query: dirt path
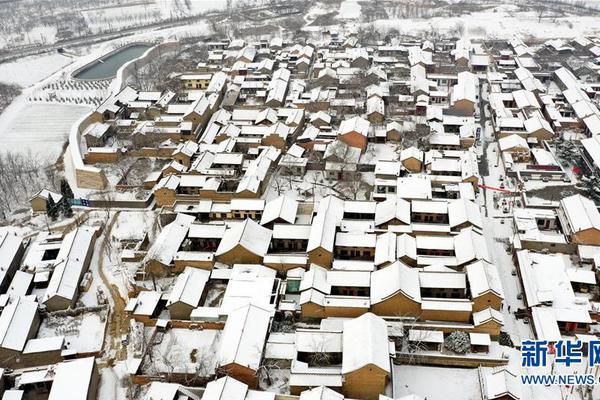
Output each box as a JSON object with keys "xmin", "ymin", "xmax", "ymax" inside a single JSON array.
[{"xmin": 98, "ymin": 211, "xmax": 129, "ymax": 361}]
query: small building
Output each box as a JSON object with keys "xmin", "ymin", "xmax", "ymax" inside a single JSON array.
[
  {"xmin": 342, "ymin": 313, "xmax": 391, "ymax": 400},
  {"xmin": 145, "ymin": 213, "xmax": 195, "ymax": 276},
  {"xmin": 167, "ymin": 267, "xmax": 210, "ymax": 320},
  {"xmin": 400, "ymin": 147, "xmax": 424, "ymax": 172},
  {"xmin": 29, "ymin": 189, "xmax": 63, "ymax": 213},
  {"xmin": 47, "ymin": 357, "xmax": 100, "ymax": 400},
  {"xmin": 498, "ymin": 134, "xmax": 530, "ymax": 162},
  {"xmin": 338, "ymin": 116, "xmax": 370, "ymax": 152},
  {"xmin": 370, "ymin": 261, "xmax": 421, "ymax": 316},
  {"xmin": 466, "ymin": 261, "xmax": 504, "ymax": 312},
  {"xmin": 215, "ymin": 219, "xmax": 272, "ymax": 265},
  {"xmin": 558, "ymin": 194, "xmax": 600, "ymax": 245},
  {"xmin": 0, "ymin": 230, "xmax": 25, "ymax": 294},
  {"xmin": 484, "ymin": 368, "xmax": 522, "ymax": 400},
  {"xmin": 0, "ymin": 298, "xmax": 40, "ymax": 367},
  {"xmin": 42, "ymin": 227, "xmax": 97, "ymax": 311},
  {"xmin": 217, "ymin": 303, "xmax": 272, "ymax": 387}
]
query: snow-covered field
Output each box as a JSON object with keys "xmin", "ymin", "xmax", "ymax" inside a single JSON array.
[
  {"xmin": 0, "ymin": 103, "xmax": 91, "ymax": 160},
  {"xmin": 393, "ymin": 364, "xmax": 482, "ymax": 400},
  {"xmin": 338, "ymin": 0, "xmax": 361, "ymax": 20},
  {"xmin": 0, "ymin": 52, "xmax": 75, "ymax": 87},
  {"xmin": 371, "ymin": 4, "xmax": 600, "ymax": 39},
  {"xmin": 38, "ymin": 309, "xmax": 108, "ymax": 354}
]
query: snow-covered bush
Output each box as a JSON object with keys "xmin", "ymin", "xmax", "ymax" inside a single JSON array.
[{"xmin": 444, "ymin": 331, "xmax": 470, "ymax": 354}]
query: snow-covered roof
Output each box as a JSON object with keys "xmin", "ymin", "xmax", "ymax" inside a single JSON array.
[
  {"xmin": 217, "ymin": 303, "xmax": 271, "ymax": 370},
  {"xmin": 465, "ymin": 261, "xmax": 504, "ymax": 299},
  {"xmin": 419, "ymin": 268, "xmax": 466, "ymax": 290},
  {"xmin": 300, "ymin": 265, "xmax": 331, "ymax": 294},
  {"xmin": 127, "ymin": 290, "xmax": 161, "ymax": 316},
  {"xmin": 396, "ymin": 233, "xmax": 417, "ymax": 261},
  {"xmin": 408, "ymin": 329, "xmax": 444, "ymax": 344},
  {"xmin": 0, "ymin": 230, "xmax": 23, "ymax": 287},
  {"xmin": 48, "ymin": 357, "xmax": 96, "ymax": 400},
  {"xmin": 396, "ymin": 176, "xmax": 432, "ymax": 200},
  {"xmin": 342, "ymin": 313, "xmax": 390, "ymax": 374},
  {"xmin": 147, "ymin": 214, "xmax": 195, "ymax": 266},
  {"xmin": 338, "ymin": 116, "xmax": 370, "ymax": 137},
  {"xmin": 216, "ymin": 219, "xmax": 272, "ymax": 258},
  {"xmin": 307, "ymin": 196, "xmax": 345, "ymax": 253},
  {"xmin": 451, "ymin": 71, "xmax": 477, "ymax": 104},
  {"xmin": 370, "ymin": 261, "xmax": 421, "ymax": 305},
  {"xmin": 454, "ymin": 227, "xmax": 490, "ymax": 265},
  {"xmin": 498, "ymin": 134, "xmax": 529, "ymax": 151},
  {"xmin": 30, "ymin": 188, "xmax": 63, "ymax": 204},
  {"xmin": 484, "ymin": 369, "xmax": 522, "ymax": 400},
  {"xmin": 203, "ymin": 376, "xmax": 247, "ymax": 400},
  {"xmin": 400, "ymin": 146, "xmax": 423, "ymax": 163},
  {"xmin": 145, "ymin": 382, "xmax": 201, "ymax": 400},
  {"xmin": 220, "ymin": 264, "xmax": 276, "ymax": 312},
  {"xmin": 472, "ymin": 307, "xmax": 504, "ymax": 326},
  {"xmin": 261, "ymin": 195, "xmax": 298, "ymax": 226},
  {"xmin": 375, "ymin": 197, "xmax": 410, "ymax": 226},
  {"xmin": 374, "ymin": 232, "xmax": 397, "ymax": 267},
  {"xmin": 559, "ymin": 194, "xmax": 600, "ymax": 234},
  {"xmin": 43, "ymin": 227, "xmax": 96, "ymax": 305},
  {"xmin": 167, "ymin": 267, "xmax": 210, "ymax": 308},
  {"xmin": 0, "ymin": 297, "xmax": 38, "ymax": 351},
  {"xmin": 299, "ymin": 387, "xmax": 344, "ymax": 400},
  {"xmin": 448, "ymin": 198, "xmax": 482, "ymax": 229}
]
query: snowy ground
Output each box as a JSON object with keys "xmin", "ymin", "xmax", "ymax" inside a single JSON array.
[
  {"xmin": 0, "ymin": 103, "xmax": 91, "ymax": 160},
  {"xmin": 393, "ymin": 364, "xmax": 482, "ymax": 400},
  {"xmin": 142, "ymin": 328, "xmax": 221, "ymax": 375},
  {"xmin": 0, "ymin": 52, "xmax": 75, "ymax": 88},
  {"xmin": 338, "ymin": 0, "xmax": 361, "ymax": 20},
  {"xmin": 37, "ymin": 309, "xmax": 108, "ymax": 354}
]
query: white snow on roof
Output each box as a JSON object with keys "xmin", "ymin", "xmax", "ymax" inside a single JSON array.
[
  {"xmin": 145, "ymin": 382, "xmax": 201, "ymax": 400},
  {"xmin": 48, "ymin": 357, "xmax": 96, "ymax": 400},
  {"xmin": 454, "ymin": 228, "xmax": 490, "ymax": 265},
  {"xmin": 43, "ymin": 227, "xmax": 96, "ymax": 306},
  {"xmin": 465, "ymin": 261, "xmax": 504, "ymax": 299},
  {"xmin": 396, "ymin": 233, "xmax": 417, "ymax": 261},
  {"xmin": 203, "ymin": 376, "xmax": 248, "ymax": 400},
  {"xmin": 0, "ymin": 297, "xmax": 38, "ymax": 351},
  {"xmin": 375, "ymin": 197, "xmax": 410, "ymax": 226},
  {"xmin": 472, "ymin": 307, "xmax": 504, "ymax": 326},
  {"xmin": 559, "ymin": 194, "xmax": 600, "ymax": 233},
  {"xmin": 375, "ymin": 232, "xmax": 397, "ymax": 267},
  {"xmin": 217, "ymin": 303, "xmax": 271, "ymax": 370},
  {"xmin": 220, "ymin": 264, "xmax": 276, "ymax": 312},
  {"xmin": 299, "ymin": 386, "xmax": 344, "ymax": 400},
  {"xmin": 448, "ymin": 198, "xmax": 482, "ymax": 229},
  {"xmin": 167, "ymin": 267, "xmax": 210, "ymax": 308},
  {"xmin": 484, "ymin": 369, "xmax": 522, "ymax": 400},
  {"xmin": 370, "ymin": 261, "xmax": 421, "ymax": 304},
  {"xmin": 147, "ymin": 214, "xmax": 195, "ymax": 266},
  {"xmin": 342, "ymin": 313, "xmax": 390, "ymax": 374},
  {"xmin": 300, "ymin": 265, "xmax": 331, "ymax": 294},
  {"xmin": 261, "ymin": 195, "xmax": 298, "ymax": 225},
  {"xmin": 338, "ymin": 116, "xmax": 370, "ymax": 137},
  {"xmin": 216, "ymin": 219, "xmax": 272, "ymax": 258},
  {"xmin": 498, "ymin": 134, "xmax": 529, "ymax": 151},
  {"xmin": 408, "ymin": 329, "xmax": 444, "ymax": 344},
  {"xmin": 307, "ymin": 196, "xmax": 345, "ymax": 253},
  {"xmin": 0, "ymin": 230, "xmax": 23, "ymax": 287}
]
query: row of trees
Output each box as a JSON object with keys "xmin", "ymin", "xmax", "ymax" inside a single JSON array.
[
  {"xmin": 0, "ymin": 150, "xmax": 54, "ymax": 220},
  {"xmin": 0, "ymin": 82, "xmax": 21, "ymax": 114},
  {"xmin": 46, "ymin": 179, "xmax": 74, "ymax": 220}
]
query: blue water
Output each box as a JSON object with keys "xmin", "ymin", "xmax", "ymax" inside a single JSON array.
[{"xmin": 74, "ymin": 44, "xmax": 151, "ymax": 80}]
